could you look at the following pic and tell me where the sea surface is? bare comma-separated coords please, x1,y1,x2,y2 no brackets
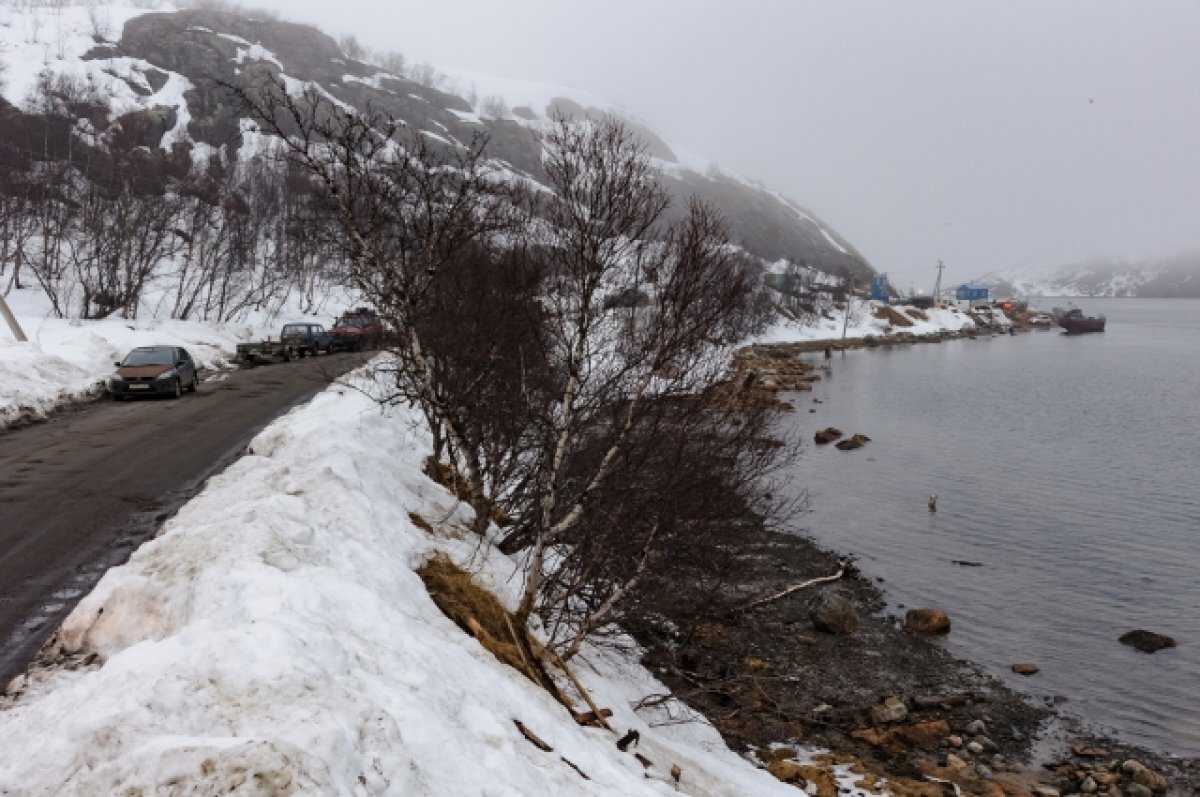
782,298,1200,757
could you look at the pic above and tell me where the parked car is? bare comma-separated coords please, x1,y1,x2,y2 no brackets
280,323,334,357
330,308,382,352
109,346,198,400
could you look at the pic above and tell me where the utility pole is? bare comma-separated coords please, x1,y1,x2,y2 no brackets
841,277,853,341
933,260,945,305
0,293,28,342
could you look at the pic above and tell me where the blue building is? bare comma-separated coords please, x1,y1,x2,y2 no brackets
955,283,989,302
870,274,889,301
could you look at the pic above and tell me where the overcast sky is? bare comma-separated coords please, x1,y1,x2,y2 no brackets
248,0,1199,289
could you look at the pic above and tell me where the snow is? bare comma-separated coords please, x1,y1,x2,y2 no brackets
0,3,202,154
754,298,983,345
819,226,849,255
235,42,283,70
0,285,332,427
0,365,869,796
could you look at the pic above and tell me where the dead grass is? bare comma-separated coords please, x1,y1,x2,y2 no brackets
424,456,474,503
408,511,434,534
418,554,553,692
423,457,513,527
872,305,914,328
904,308,929,321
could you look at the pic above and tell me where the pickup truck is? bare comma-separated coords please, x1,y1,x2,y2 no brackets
235,323,334,365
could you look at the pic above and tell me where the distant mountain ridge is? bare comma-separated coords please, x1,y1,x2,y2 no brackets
983,252,1200,298
0,4,874,283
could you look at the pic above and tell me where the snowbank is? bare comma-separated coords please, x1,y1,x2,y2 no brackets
754,298,989,345
0,286,363,425
0,286,335,426
0,366,875,796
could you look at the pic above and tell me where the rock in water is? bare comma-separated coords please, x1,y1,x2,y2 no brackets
1122,760,1169,792
814,427,843,445
1119,629,1177,654
904,608,951,634
835,433,871,451
1011,662,1039,675
809,590,858,635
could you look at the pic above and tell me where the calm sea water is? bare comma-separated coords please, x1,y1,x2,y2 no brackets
783,298,1200,757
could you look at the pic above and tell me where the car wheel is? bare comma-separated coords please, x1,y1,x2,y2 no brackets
172,379,182,399
188,374,198,393
111,393,123,402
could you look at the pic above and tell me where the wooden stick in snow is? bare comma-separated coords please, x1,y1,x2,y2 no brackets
513,719,553,752
539,641,615,733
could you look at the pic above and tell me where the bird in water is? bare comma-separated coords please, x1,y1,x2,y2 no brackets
928,494,938,512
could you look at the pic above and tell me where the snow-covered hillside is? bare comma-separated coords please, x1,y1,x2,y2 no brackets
982,252,1200,298
0,366,879,796
0,1,873,280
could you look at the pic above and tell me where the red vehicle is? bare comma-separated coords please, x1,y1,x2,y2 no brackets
330,308,383,351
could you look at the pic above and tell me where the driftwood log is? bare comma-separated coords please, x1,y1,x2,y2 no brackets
740,559,850,610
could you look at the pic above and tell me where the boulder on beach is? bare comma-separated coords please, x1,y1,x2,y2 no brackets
809,590,858,635
814,427,843,445
835,433,871,451
904,608,951,635
1119,629,1177,654
1122,760,1169,793
870,696,908,725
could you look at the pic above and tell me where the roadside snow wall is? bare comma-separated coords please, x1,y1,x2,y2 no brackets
0,369,813,796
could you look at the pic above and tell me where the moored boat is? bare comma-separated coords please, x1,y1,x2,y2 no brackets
1059,308,1106,333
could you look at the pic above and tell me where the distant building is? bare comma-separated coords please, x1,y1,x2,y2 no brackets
870,274,889,301
955,283,989,303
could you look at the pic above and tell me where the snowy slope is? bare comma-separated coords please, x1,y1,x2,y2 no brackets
754,297,986,345
0,367,880,796
983,251,1200,298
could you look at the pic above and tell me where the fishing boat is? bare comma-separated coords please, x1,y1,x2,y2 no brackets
1059,307,1106,334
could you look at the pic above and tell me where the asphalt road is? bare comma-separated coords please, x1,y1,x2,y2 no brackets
0,352,366,686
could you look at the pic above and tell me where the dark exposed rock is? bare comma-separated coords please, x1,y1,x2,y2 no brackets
1118,630,1176,654
834,433,870,451
1011,662,1039,675
88,9,874,277
808,590,858,635
814,427,843,445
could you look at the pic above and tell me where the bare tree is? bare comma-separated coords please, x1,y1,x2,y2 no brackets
223,71,531,532
495,115,779,657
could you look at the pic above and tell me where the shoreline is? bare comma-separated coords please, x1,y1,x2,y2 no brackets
689,331,1200,795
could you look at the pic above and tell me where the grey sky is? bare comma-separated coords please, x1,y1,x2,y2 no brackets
248,0,1199,289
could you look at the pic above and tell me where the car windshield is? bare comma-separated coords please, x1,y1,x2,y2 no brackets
122,347,175,366
336,317,366,327
282,325,308,335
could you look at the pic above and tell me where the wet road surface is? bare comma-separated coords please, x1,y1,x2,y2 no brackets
0,353,366,685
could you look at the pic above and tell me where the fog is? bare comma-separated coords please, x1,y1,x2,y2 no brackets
246,0,1199,289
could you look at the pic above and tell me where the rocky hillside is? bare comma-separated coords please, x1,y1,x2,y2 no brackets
0,5,873,283
984,252,1200,298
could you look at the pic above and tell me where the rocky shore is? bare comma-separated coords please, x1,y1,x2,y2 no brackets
635,531,1197,796
663,335,1200,796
